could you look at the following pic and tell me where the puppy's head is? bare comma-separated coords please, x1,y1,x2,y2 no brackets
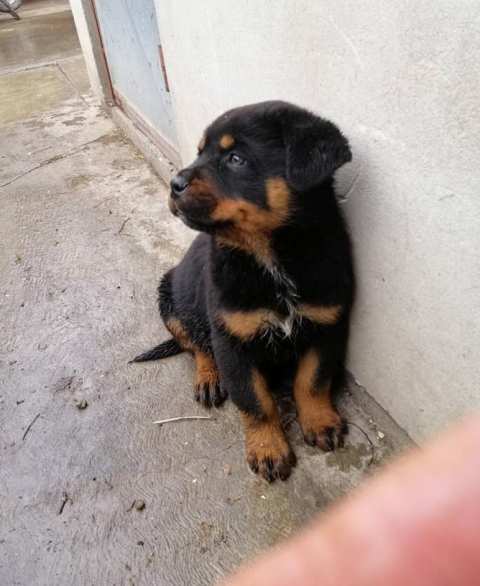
169,101,351,234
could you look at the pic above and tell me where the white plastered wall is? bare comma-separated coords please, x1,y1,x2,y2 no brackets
154,0,480,441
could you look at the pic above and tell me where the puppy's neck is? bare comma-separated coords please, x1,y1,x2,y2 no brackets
213,232,297,296
213,181,341,283
214,230,275,268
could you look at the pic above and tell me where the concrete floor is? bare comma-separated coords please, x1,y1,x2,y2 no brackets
0,4,413,585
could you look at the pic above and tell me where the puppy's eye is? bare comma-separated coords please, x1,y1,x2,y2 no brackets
227,152,246,166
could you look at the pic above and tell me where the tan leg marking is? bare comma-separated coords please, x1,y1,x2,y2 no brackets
241,369,296,482
195,352,219,388
194,351,226,408
166,318,226,407
294,349,345,451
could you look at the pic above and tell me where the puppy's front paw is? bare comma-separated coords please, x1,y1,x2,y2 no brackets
194,380,228,408
302,413,348,452
248,447,297,483
244,420,296,482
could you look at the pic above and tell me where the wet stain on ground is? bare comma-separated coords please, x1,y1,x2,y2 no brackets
325,442,372,472
112,158,144,171
94,132,129,147
198,520,228,554
68,175,95,189
62,116,86,127
23,119,55,129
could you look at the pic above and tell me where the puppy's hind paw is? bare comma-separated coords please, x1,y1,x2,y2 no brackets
303,418,348,452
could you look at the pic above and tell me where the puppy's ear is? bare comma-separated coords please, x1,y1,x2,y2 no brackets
283,108,352,192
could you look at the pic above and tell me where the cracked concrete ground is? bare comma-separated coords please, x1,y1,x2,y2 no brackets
0,4,413,585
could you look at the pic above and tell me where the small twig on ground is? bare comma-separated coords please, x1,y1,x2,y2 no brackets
58,492,71,515
22,413,41,441
152,415,213,426
226,495,243,505
93,196,114,209
345,420,376,466
118,217,131,235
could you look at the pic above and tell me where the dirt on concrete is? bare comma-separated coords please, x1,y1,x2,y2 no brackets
0,5,413,585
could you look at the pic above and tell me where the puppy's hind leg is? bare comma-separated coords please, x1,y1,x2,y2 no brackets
164,313,226,408
157,268,226,407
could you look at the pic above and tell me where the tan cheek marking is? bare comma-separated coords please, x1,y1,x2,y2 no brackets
212,178,290,232
219,134,235,149
218,309,277,340
211,177,291,266
298,303,342,325
211,199,259,226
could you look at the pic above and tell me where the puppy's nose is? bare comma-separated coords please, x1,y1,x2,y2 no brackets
170,174,189,198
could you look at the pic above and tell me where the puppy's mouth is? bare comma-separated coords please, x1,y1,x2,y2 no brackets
169,194,217,232
168,195,179,216
178,212,213,231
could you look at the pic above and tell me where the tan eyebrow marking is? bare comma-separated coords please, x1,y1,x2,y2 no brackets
219,134,235,149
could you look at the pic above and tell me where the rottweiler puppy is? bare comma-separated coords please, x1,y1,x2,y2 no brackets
133,101,354,482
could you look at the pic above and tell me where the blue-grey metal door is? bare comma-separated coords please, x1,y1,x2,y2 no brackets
94,0,178,159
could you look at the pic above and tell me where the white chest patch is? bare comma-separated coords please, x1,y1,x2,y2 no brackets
264,265,300,340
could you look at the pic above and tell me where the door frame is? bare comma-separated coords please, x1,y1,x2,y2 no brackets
74,0,181,176
76,0,115,105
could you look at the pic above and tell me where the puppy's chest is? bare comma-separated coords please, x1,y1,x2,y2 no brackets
218,265,342,343
267,267,300,338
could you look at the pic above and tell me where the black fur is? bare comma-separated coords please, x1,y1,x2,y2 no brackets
130,338,182,363
134,101,355,481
